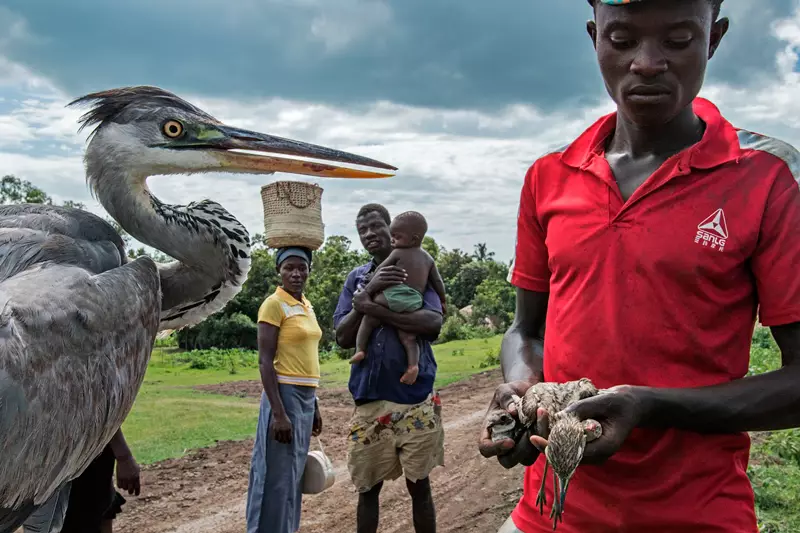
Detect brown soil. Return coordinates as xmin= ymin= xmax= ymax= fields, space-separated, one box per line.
xmin=115 ymin=369 xmax=522 ymax=533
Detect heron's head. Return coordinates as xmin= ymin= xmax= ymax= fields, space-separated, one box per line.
xmin=68 ymin=86 xmax=396 ymax=195
xmin=544 ymin=413 xmax=588 ymax=510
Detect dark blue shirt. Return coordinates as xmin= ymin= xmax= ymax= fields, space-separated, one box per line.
xmin=333 ymin=260 xmax=443 ymax=406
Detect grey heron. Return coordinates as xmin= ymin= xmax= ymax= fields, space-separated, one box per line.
xmin=0 ymin=85 xmax=396 ymax=532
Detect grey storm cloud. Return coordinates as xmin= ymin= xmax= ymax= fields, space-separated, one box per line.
xmin=0 ymin=0 xmax=797 ymax=111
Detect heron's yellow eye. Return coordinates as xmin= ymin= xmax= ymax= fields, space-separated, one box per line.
xmin=163 ymin=120 xmax=184 ymax=138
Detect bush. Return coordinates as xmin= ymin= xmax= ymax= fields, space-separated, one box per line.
xmin=479 ymin=347 xmax=500 ymax=368
xmin=176 ymin=313 xmax=258 ymax=350
xmin=161 ymin=348 xmax=259 ymax=374
xmin=436 ymin=314 xmax=496 ymax=344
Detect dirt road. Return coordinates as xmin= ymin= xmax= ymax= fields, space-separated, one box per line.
xmin=115 ymin=369 xmax=524 ymax=533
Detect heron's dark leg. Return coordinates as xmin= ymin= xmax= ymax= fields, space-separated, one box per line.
xmin=536 ymin=460 xmax=549 ymax=515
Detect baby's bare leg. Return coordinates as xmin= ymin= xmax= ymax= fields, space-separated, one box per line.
xmin=352 ymin=292 xmax=390 ymax=364
xmin=398 ymin=330 xmax=420 ymax=385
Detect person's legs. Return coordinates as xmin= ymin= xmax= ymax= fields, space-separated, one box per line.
xmin=405 ymin=477 xmax=436 ymax=533
xmin=59 ymin=444 xmax=117 ymax=533
xmin=397 ymin=330 xmax=420 ymax=385
xmin=347 ymin=402 xmax=404 ymax=533
xmin=352 ymin=314 xmax=381 ymax=364
xmin=289 ymin=386 xmax=316 ymax=533
xmin=356 ymin=481 xmax=383 ymax=533
xmin=353 ymin=291 xmax=393 ymax=364
xmin=396 ymin=394 xmax=445 ymax=532
xmin=246 ymin=385 xmax=314 ymax=533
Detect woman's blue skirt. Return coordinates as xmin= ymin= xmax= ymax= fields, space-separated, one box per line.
xmin=246 ymin=383 xmax=316 ymax=533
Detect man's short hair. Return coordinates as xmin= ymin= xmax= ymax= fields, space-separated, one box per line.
xmin=393 ymin=211 xmax=428 ymax=238
xmin=590 ymin=0 xmax=723 ymax=20
xmin=356 ymin=203 xmax=391 ymax=225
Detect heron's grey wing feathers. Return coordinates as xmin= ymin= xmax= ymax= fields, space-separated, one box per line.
xmin=0 ymin=253 xmax=159 ymax=510
xmin=0 ymin=204 xmax=126 ymax=271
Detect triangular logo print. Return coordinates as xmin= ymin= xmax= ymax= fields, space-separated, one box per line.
xmin=697 ymin=208 xmax=728 ymax=239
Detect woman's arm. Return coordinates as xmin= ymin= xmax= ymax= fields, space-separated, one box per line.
xmin=258 ymin=322 xmax=293 ymax=443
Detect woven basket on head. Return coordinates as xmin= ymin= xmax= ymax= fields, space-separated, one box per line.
xmin=260 ymin=180 xmax=325 ymax=250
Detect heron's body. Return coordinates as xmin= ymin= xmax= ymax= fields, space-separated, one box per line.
xmin=0 ymin=86 xmax=396 ymax=532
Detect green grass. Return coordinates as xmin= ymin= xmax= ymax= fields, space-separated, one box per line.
xmin=122 ymin=337 xmax=502 ymax=464
xmin=747 ymin=327 xmax=800 ymax=533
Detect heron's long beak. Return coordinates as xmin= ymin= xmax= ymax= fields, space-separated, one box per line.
xmin=178 ymin=124 xmax=396 ymax=179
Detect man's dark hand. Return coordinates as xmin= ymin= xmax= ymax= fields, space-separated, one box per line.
xmin=115 ymin=455 xmax=141 ymax=496
xmin=352 ymin=288 xmax=374 ymax=315
xmin=553 ymin=385 xmax=646 ymax=465
xmin=364 ymin=266 xmax=406 ymax=296
xmin=478 ymin=380 xmax=541 ymax=469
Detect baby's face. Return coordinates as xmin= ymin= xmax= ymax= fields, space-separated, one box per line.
xmin=390 ymin=228 xmax=414 ymax=248
xmin=390 ymin=220 xmax=417 ymax=248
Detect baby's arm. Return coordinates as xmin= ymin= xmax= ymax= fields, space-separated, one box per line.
xmin=428 ymin=262 xmax=448 ymax=312
xmin=374 ymin=249 xmax=401 ymax=270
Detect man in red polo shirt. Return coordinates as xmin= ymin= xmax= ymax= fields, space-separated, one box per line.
xmin=478 ymin=0 xmax=800 ymax=532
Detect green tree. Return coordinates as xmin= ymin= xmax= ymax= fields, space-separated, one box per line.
xmin=449 ymin=261 xmax=491 ymax=309
xmin=1 ymin=175 xmax=52 ymax=205
xmin=473 ymin=242 xmax=494 ymax=261
xmin=422 ymin=236 xmax=440 ymax=261
xmin=436 ymin=247 xmax=473 ymax=298
xmin=471 ymin=277 xmax=516 ymax=331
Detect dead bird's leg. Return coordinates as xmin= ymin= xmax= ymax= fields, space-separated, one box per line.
xmin=536 ymin=459 xmax=549 ymax=515
xmin=549 ymin=466 xmax=561 ymax=526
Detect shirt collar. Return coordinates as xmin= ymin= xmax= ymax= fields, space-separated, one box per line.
xmin=276 ymin=286 xmax=308 ymax=307
xmin=560 ymin=97 xmax=742 ymax=172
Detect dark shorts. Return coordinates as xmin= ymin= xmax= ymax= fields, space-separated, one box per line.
xmin=61 ymin=444 xmax=126 ymax=533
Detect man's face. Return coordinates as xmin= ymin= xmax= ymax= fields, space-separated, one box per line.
xmin=356 ymin=211 xmax=392 ymax=257
xmin=588 ymin=0 xmax=729 ymax=126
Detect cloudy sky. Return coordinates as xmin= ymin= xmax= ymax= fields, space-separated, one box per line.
xmin=1 ymin=1 xmax=800 ymax=261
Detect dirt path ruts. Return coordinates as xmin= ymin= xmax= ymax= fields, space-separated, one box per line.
xmin=115 ymin=369 xmax=523 ymax=533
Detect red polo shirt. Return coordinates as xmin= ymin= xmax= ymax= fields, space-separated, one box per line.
xmin=508 ymin=98 xmax=800 ymax=533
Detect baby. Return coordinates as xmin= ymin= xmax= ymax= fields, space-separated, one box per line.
xmin=351 ymin=211 xmax=447 ymax=385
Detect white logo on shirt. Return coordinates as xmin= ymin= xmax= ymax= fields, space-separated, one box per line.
xmin=694 ymin=208 xmax=728 ymax=252
xmin=281 ymin=302 xmax=308 ymax=318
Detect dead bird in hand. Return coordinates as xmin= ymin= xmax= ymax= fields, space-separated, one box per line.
xmin=488 ymin=378 xmax=604 ymax=530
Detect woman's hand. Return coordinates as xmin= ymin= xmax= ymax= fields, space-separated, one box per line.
xmin=115 ymin=455 xmax=141 ymax=496
xmin=313 ymin=404 xmax=323 ymax=436
xmin=271 ymin=412 xmax=294 ymax=444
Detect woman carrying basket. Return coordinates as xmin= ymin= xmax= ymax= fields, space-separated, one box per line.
xmin=246 ymin=246 xmax=324 ymax=533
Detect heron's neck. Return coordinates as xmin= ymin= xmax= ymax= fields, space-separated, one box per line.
xmin=93 ymin=167 xmax=227 ymax=279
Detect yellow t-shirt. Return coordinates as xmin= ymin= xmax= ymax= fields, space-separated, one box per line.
xmin=257 ymin=287 xmax=322 ymax=387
